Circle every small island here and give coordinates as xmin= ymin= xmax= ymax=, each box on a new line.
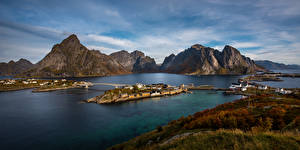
xmin=242 ymin=72 xmax=300 ymax=82
xmin=86 ymin=83 xmax=189 ymax=104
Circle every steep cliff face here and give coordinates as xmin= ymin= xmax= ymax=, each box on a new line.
xmin=0 ymin=59 xmax=34 ymax=76
xmin=132 ymin=56 xmax=159 ymax=73
xmin=110 ymin=50 xmax=158 ymax=73
xmin=24 ymin=34 xmax=128 ymax=77
xmin=160 ymin=44 xmax=262 ymax=75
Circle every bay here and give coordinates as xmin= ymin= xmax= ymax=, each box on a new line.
xmin=0 ymin=73 xmax=248 ymax=150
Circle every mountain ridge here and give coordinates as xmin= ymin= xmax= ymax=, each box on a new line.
xmin=0 ymin=58 xmax=34 ymax=76
xmin=160 ymin=44 xmax=263 ymax=75
xmin=255 ymin=60 xmax=300 ymax=70
xmin=1 ymin=34 xmax=267 ymax=77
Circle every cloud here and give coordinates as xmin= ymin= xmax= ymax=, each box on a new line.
xmin=87 ymin=45 xmax=119 ymax=54
xmin=0 ymin=0 xmax=300 ymax=65
xmin=82 ymin=34 xmax=135 ymax=48
xmin=230 ymin=42 xmax=261 ymax=49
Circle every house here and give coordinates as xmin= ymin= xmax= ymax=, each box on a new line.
xmin=151 ymin=91 xmax=160 ymax=96
xmin=141 ymin=92 xmax=151 ymax=97
xmin=241 ymin=87 xmax=247 ymax=91
xmin=276 ymin=88 xmax=292 ymax=94
xmin=275 ymin=88 xmax=293 ymax=94
xmin=120 ymin=93 xmax=128 ymax=98
xmin=136 ymin=83 xmax=144 ymax=89
xmin=124 ymin=85 xmax=133 ymax=90
xmin=161 ymin=90 xmax=170 ymax=95
xmin=247 ymin=83 xmax=256 ymax=88
xmin=128 ymin=94 xmax=135 ymax=98
xmin=31 ymin=81 xmax=37 ymax=84
xmin=229 ymin=83 xmax=241 ymax=89
xmin=22 ymin=81 xmax=29 ymax=84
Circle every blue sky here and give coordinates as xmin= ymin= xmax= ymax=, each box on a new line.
xmin=0 ymin=0 xmax=300 ymax=64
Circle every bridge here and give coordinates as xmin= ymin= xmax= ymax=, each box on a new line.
xmin=75 ymin=82 xmax=127 ymax=88
xmin=91 ymin=83 xmax=127 ymax=87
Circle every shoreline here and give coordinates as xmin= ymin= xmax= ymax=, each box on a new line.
xmin=32 ymin=86 xmax=80 ymax=92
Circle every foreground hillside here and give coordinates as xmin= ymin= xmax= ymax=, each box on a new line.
xmin=109 ymin=93 xmax=300 ymax=150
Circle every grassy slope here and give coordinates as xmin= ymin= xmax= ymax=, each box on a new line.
xmin=109 ymin=93 xmax=300 ymax=150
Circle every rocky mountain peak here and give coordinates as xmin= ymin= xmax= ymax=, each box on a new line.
xmin=130 ymin=50 xmax=145 ymax=58
xmin=8 ymin=60 xmax=15 ymax=64
xmin=223 ymin=45 xmax=240 ymax=55
xmin=191 ymin=44 xmax=206 ymax=50
xmin=61 ymin=34 xmax=80 ymax=44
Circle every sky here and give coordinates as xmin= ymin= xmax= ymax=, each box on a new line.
xmin=0 ymin=0 xmax=300 ymax=64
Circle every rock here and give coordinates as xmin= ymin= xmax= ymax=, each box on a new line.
xmin=110 ymin=50 xmax=159 ymax=73
xmin=22 ymin=34 xmax=129 ymax=77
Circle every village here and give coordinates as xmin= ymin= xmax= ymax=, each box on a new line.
xmin=0 ymin=78 xmax=92 ymax=92
xmin=86 ymin=83 xmax=189 ymax=104
xmin=226 ymin=78 xmax=294 ymax=95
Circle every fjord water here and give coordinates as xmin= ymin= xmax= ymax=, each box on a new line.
xmin=1 ymin=73 xmax=243 ymax=149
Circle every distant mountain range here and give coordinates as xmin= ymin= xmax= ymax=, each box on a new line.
xmin=254 ymin=60 xmax=300 ymax=70
xmin=0 ymin=59 xmax=34 ymax=76
xmin=0 ymin=34 xmax=267 ymax=77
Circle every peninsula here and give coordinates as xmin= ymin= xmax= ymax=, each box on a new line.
xmin=0 ymin=78 xmax=91 ymax=92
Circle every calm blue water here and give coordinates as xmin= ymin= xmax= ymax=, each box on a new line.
xmin=0 ymin=73 xmax=259 ymax=149
xmin=259 ymin=69 xmax=300 ymax=88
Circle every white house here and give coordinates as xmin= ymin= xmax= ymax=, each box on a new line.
xmin=136 ymin=83 xmax=144 ymax=89
xmin=275 ymin=88 xmax=292 ymax=94
xmin=151 ymin=91 xmax=160 ymax=96
xmin=229 ymin=83 xmax=242 ymax=89
xmin=124 ymin=85 xmax=133 ymax=90
xmin=241 ymin=87 xmax=247 ymax=91
xmin=22 ymin=81 xmax=29 ymax=84
xmin=31 ymin=81 xmax=37 ymax=84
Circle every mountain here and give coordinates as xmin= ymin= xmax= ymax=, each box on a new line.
xmin=160 ymin=44 xmax=263 ymax=75
xmin=255 ymin=60 xmax=300 ymax=70
xmin=11 ymin=34 xmax=263 ymax=77
xmin=110 ymin=50 xmax=159 ymax=73
xmin=0 ymin=58 xmax=34 ymax=76
xmin=22 ymin=34 xmax=129 ymax=77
